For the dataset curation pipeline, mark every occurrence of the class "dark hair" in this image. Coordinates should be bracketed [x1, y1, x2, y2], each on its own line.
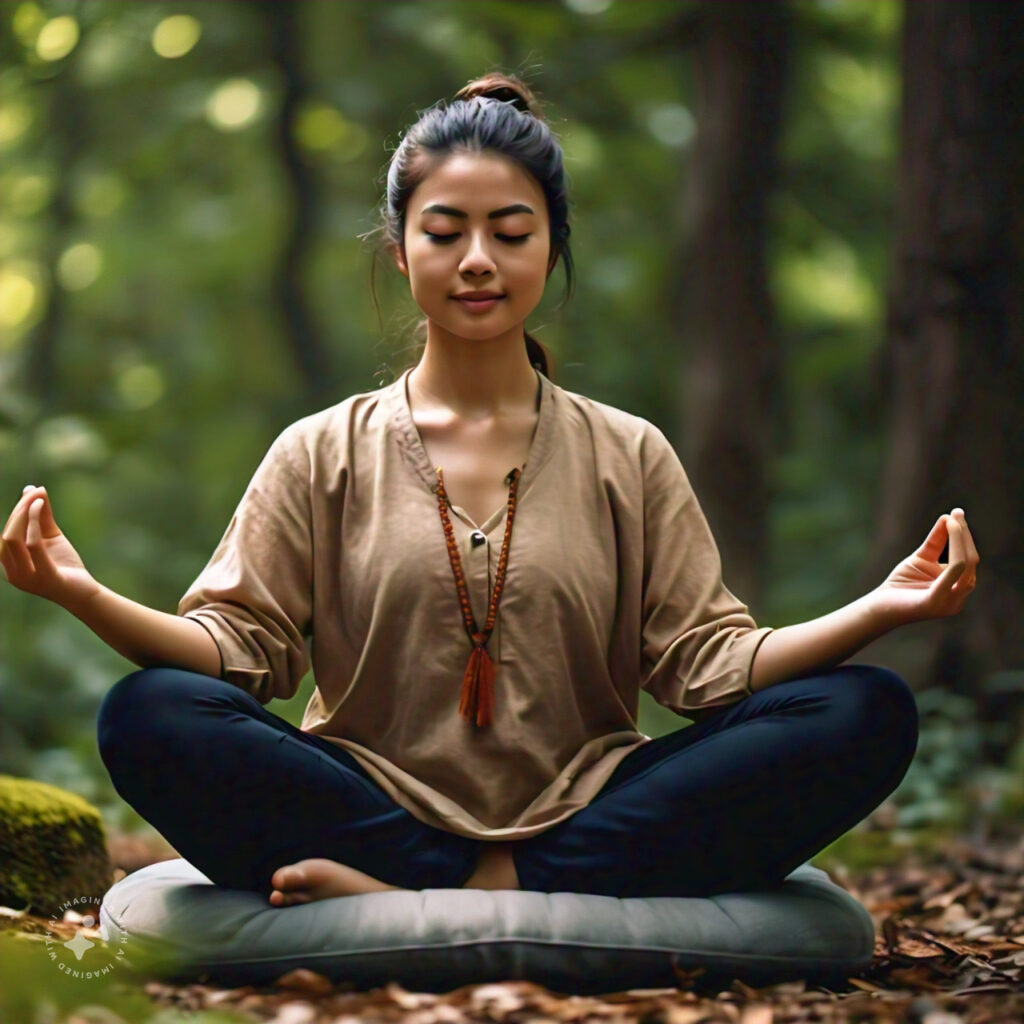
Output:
[368, 72, 574, 381]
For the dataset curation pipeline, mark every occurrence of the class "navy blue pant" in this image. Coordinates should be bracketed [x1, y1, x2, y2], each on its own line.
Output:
[96, 664, 918, 900]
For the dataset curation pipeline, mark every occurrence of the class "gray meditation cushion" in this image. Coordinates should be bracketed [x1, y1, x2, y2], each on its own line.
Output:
[99, 857, 875, 993]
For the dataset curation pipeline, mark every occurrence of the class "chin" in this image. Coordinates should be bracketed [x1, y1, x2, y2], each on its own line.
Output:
[438, 322, 519, 344]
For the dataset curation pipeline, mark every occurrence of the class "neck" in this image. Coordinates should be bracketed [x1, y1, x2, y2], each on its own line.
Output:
[409, 325, 539, 420]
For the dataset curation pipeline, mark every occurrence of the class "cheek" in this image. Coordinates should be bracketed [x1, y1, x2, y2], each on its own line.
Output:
[507, 242, 550, 277]
[405, 247, 446, 286]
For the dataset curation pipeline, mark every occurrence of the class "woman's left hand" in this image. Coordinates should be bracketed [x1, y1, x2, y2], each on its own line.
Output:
[871, 508, 979, 626]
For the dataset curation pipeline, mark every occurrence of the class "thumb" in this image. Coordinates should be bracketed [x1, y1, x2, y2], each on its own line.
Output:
[933, 556, 966, 597]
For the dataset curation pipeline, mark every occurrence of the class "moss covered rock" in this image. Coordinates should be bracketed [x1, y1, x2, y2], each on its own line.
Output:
[0, 775, 113, 918]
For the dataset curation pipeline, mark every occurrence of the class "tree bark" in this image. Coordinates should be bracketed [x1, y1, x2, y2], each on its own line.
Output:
[865, 1, 1024, 705]
[259, 0, 335, 399]
[668, 0, 789, 612]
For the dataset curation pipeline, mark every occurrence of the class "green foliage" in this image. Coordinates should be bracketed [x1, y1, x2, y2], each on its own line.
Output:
[0, 931, 250, 1024]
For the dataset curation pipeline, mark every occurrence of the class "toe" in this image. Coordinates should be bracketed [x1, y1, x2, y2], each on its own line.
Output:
[273, 865, 303, 890]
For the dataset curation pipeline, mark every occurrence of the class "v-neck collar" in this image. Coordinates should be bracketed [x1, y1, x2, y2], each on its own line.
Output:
[386, 365, 556, 533]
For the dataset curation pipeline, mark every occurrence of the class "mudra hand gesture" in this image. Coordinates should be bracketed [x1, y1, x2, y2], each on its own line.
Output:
[872, 507, 979, 625]
[0, 484, 100, 610]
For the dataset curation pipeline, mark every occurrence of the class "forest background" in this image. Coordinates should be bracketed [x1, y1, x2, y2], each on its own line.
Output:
[1, 0, 1021, 860]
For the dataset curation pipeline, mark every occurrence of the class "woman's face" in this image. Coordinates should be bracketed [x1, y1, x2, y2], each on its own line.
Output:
[394, 150, 555, 346]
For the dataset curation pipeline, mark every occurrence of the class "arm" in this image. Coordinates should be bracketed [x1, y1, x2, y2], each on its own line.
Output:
[1, 485, 221, 677]
[638, 425, 774, 716]
[175, 421, 315, 704]
[749, 508, 979, 691]
[66, 584, 222, 677]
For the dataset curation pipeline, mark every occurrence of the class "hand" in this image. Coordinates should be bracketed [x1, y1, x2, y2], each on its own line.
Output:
[870, 507, 979, 626]
[0, 485, 100, 608]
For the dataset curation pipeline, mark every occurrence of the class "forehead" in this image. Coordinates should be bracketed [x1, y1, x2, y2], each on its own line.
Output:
[412, 151, 546, 212]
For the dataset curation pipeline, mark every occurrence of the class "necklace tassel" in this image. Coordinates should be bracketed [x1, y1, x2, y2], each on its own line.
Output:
[459, 640, 496, 728]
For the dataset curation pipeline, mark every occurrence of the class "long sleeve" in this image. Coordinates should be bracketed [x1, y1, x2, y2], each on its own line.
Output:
[177, 422, 314, 704]
[638, 423, 773, 718]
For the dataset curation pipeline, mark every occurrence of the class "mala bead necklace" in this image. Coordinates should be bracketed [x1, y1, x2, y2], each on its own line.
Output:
[434, 465, 523, 728]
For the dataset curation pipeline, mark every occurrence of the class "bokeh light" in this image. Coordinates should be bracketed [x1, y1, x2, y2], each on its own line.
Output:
[205, 78, 262, 131]
[115, 362, 166, 411]
[563, 0, 613, 14]
[152, 15, 202, 59]
[0, 101, 33, 146]
[36, 15, 80, 62]
[8, 174, 51, 217]
[33, 415, 109, 469]
[294, 101, 368, 160]
[0, 264, 40, 332]
[647, 104, 696, 148]
[56, 242, 103, 291]
[11, 2, 47, 47]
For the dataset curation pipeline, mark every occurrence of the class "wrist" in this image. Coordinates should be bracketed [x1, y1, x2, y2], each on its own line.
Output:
[863, 586, 915, 632]
[60, 576, 104, 619]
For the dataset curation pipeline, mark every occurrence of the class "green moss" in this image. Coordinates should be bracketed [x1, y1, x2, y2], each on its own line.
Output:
[0, 775, 112, 918]
[811, 821, 959, 875]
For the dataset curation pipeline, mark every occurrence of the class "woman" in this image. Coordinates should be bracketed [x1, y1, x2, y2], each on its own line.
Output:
[0, 74, 979, 906]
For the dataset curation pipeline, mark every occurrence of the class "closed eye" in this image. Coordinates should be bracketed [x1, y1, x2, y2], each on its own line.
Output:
[424, 232, 532, 244]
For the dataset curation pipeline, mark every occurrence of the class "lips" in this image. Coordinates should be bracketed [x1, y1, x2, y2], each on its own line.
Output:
[452, 293, 505, 312]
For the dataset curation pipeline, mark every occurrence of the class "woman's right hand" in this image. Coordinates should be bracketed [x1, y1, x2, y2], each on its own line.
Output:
[0, 485, 100, 609]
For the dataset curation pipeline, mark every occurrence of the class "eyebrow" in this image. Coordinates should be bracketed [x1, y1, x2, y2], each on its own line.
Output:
[420, 203, 535, 219]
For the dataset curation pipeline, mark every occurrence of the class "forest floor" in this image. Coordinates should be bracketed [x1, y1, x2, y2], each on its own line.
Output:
[2, 820, 1023, 1024]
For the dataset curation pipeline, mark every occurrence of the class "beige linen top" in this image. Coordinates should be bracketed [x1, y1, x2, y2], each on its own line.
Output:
[178, 368, 773, 840]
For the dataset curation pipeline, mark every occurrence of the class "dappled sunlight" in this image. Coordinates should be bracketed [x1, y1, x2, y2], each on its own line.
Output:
[0, 262, 42, 332]
[205, 77, 262, 132]
[151, 14, 201, 60]
[56, 242, 103, 291]
[35, 14, 79, 62]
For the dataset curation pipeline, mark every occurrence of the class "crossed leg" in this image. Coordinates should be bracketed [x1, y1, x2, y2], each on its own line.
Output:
[96, 667, 515, 905]
[97, 665, 916, 905]
[511, 665, 919, 898]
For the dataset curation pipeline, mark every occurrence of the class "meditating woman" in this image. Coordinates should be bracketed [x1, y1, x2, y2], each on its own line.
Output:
[0, 73, 979, 907]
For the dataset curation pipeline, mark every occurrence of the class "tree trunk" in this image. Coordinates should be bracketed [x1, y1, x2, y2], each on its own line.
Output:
[259, 0, 335, 400]
[864, 1, 1024, 711]
[668, 0, 788, 613]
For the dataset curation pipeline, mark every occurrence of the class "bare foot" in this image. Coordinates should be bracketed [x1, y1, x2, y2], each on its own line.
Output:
[268, 858, 404, 907]
[463, 843, 520, 890]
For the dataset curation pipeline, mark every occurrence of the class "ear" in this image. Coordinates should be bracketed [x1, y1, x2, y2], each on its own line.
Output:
[392, 242, 409, 278]
[546, 248, 558, 278]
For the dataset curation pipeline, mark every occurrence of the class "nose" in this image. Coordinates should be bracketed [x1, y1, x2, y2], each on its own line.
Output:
[459, 233, 497, 277]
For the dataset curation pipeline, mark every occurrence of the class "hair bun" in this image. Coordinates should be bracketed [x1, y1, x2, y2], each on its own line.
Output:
[454, 72, 546, 124]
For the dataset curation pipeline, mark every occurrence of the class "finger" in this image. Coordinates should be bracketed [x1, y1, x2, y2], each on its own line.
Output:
[25, 498, 44, 549]
[3, 485, 46, 535]
[31, 488, 61, 539]
[25, 497, 59, 581]
[946, 515, 967, 571]
[0, 530, 35, 580]
[2, 493, 34, 548]
[915, 514, 949, 562]
[25, 499, 57, 577]
[952, 508, 980, 569]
